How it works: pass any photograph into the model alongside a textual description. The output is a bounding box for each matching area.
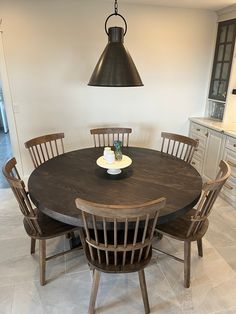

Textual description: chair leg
[88,269,101,314]
[156,232,163,240]
[39,239,46,286]
[184,241,191,288]
[66,231,74,239]
[197,239,203,257]
[154,229,163,240]
[138,269,150,314]
[31,238,36,254]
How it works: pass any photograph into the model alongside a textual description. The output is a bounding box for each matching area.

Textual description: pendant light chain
[114,0,118,15]
[104,0,127,36]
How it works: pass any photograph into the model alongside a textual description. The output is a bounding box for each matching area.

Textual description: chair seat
[156,208,209,241]
[24,209,78,239]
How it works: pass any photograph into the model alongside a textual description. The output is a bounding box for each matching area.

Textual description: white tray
[96,155,132,175]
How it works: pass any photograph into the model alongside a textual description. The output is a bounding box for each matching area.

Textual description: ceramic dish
[96,155,132,175]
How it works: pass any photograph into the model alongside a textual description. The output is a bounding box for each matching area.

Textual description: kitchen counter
[189,117,236,138]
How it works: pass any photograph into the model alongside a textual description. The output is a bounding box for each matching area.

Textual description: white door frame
[0,21,23,174]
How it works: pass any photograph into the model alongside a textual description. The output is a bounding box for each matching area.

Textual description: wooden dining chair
[161,132,198,163]
[24,132,65,168]
[75,197,166,314]
[153,160,231,288]
[90,127,132,147]
[2,157,81,286]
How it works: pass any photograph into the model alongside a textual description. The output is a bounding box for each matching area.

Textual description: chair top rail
[161,132,198,147]
[90,127,132,135]
[24,132,65,148]
[75,197,166,219]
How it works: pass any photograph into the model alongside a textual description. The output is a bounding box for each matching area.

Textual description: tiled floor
[0,131,12,188]
[0,188,236,314]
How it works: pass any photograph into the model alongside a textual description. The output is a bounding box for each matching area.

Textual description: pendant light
[88,0,143,87]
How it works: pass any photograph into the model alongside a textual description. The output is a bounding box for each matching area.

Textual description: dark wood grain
[28,147,203,227]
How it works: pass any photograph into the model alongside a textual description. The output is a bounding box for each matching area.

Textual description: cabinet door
[202,129,223,180]
[189,122,208,175]
[209,19,236,102]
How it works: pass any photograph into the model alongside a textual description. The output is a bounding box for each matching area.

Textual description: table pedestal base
[107,168,121,175]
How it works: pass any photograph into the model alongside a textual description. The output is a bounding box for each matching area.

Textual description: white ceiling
[113,0,236,11]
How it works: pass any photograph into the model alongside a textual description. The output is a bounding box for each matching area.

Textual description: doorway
[0,85,12,188]
[0,25,22,187]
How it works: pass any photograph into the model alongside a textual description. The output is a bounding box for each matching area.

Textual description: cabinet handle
[227,160,236,168]
[225,183,233,190]
[233,144,236,147]
[191,161,196,165]
[205,132,209,137]
[196,128,200,131]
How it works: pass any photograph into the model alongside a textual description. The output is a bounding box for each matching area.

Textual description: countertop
[189,117,236,138]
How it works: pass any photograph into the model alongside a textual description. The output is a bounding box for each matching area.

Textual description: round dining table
[28,147,202,227]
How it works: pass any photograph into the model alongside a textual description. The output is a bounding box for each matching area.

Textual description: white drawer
[191,134,207,149]
[223,149,236,178]
[225,135,236,153]
[222,175,236,197]
[190,122,208,139]
[189,125,208,149]
[190,157,202,174]
[194,145,205,160]
[221,186,236,203]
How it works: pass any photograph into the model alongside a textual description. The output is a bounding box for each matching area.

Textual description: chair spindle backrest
[90,128,132,147]
[24,133,65,168]
[75,198,166,268]
[161,132,198,163]
[187,160,231,237]
[2,158,41,235]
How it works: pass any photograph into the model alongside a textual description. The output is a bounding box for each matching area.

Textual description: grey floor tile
[0,285,13,314]
[1,186,236,314]
[0,236,66,286]
[12,282,44,314]
[214,245,236,271]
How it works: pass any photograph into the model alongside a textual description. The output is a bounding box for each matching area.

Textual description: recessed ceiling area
[112,0,236,11]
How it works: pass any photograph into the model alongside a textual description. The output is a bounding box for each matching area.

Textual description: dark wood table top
[28,147,202,226]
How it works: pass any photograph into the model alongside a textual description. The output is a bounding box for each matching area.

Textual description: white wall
[0,0,217,176]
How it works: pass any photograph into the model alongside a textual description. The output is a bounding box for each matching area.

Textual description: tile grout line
[155,255,185,314]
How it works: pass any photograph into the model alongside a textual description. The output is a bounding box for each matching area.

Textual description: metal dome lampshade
[88,0,143,87]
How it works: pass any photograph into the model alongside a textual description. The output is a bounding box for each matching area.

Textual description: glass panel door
[209,19,236,102]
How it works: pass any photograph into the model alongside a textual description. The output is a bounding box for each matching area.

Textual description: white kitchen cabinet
[189,122,208,174]
[189,121,224,181]
[222,135,236,204]
[190,157,202,174]
[189,118,236,208]
[202,129,224,181]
